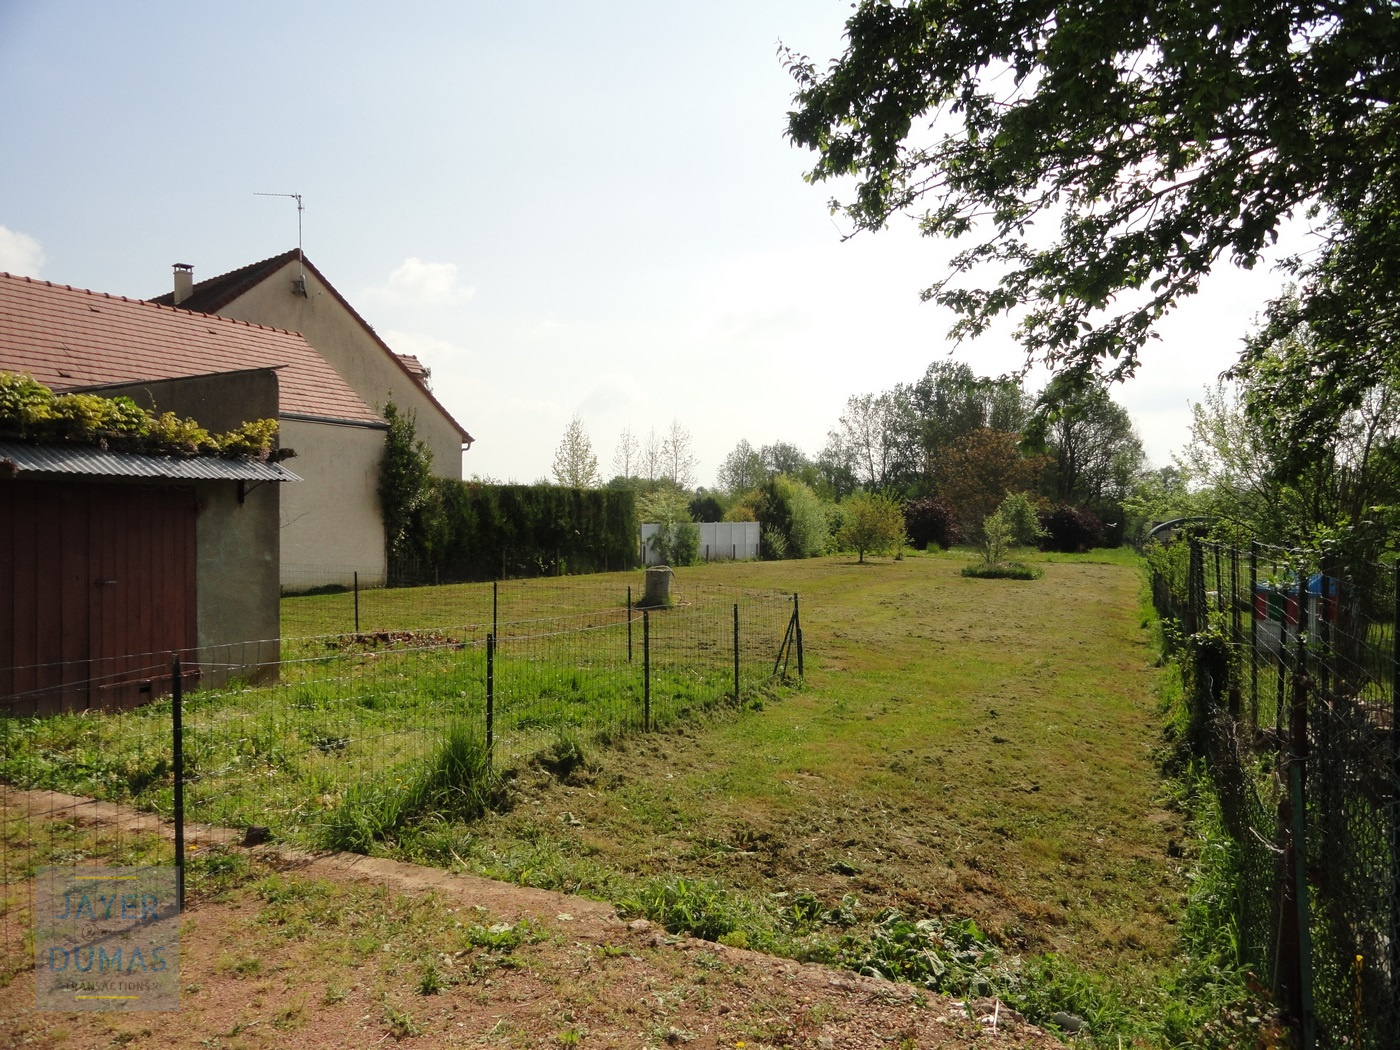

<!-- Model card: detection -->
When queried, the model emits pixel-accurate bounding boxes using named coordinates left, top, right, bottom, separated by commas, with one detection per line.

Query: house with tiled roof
left=0, top=271, right=398, bottom=583
left=149, top=249, right=472, bottom=482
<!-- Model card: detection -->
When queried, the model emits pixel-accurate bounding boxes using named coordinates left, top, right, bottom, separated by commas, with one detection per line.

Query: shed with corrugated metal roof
left=0, top=370, right=297, bottom=715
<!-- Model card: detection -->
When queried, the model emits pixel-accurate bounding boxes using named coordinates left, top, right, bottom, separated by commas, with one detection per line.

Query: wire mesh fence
left=2, top=577, right=800, bottom=970
left=278, top=564, right=748, bottom=640
left=1151, top=537, right=1400, bottom=1048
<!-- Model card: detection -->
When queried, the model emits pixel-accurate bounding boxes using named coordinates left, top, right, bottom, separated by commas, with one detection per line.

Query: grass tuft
left=317, top=723, right=498, bottom=853
left=618, top=876, right=764, bottom=943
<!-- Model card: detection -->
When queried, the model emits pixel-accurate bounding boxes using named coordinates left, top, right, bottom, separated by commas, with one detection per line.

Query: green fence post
left=628, top=586, right=633, bottom=663
left=1229, top=548, right=1241, bottom=716
left=1186, top=539, right=1202, bottom=637
left=643, top=611, right=651, bottom=732
left=1287, top=565, right=1316, bottom=1050
left=486, top=633, right=495, bottom=760
left=733, top=603, right=740, bottom=701
left=172, top=653, right=185, bottom=913
left=794, top=593, right=803, bottom=678
left=1390, top=563, right=1400, bottom=1008
left=1249, top=543, right=1258, bottom=727
left=354, top=571, right=359, bottom=634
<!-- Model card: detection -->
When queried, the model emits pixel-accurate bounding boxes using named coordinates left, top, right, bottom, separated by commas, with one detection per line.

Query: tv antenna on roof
left=254, top=191, right=307, bottom=296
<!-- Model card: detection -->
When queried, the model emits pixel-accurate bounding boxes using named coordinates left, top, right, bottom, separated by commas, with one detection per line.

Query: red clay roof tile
left=0, top=272, right=381, bottom=426
left=150, top=251, right=472, bottom=443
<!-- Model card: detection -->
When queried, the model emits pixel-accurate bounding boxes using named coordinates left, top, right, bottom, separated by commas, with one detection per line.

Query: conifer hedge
left=415, top=480, right=639, bottom=581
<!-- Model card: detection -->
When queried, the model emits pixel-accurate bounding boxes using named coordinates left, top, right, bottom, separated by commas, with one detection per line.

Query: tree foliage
left=784, top=1, right=1400, bottom=389
left=611, top=425, right=641, bottom=481
left=908, top=362, right=1027, bottom=470
left=379, top=402, right=435, bottom=565
left=1030, top=378, right=1144, bottom=509
left=661, top=419, right=698, bottom=488
left=831, top=391, right=915, bottom=491
left=717, top=438, right=766, bottom=494
left=755, top=475, right=829, bottom=559
left=931, top=427, right=1038, bottom=536
left=980, top=492, right=1044, bottom=566
left=903, top=495, right=960, bottom=550
left=1178, top=366, right=1400, bottom=560
left=552, top=413, right=600, bottom=488
left=838, top=491, right=907, bottom=562
left=639, top=487, right=700, bottom=566
left=1038, top=504, right=1104, bottom=553
left=761, top=440, right=813, bottom=480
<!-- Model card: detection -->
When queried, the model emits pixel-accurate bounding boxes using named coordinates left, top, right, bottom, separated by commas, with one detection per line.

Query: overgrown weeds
left=317, top=723, right=498, bottom=853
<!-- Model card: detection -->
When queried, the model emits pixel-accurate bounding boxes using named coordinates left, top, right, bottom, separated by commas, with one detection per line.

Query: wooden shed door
left=1, top=480, right=198, bottom=715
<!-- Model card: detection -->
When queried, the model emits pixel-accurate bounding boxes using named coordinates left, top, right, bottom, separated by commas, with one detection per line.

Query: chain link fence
left=1152, top=537, right=1399, bottom=1048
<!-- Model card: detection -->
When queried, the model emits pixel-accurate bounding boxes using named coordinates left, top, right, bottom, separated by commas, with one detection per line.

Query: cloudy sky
left=0, top=1, right=1301, bottom=486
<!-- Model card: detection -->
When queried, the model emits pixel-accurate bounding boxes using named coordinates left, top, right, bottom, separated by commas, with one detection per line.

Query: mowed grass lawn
left=443, top=549, right=1182, bottom=980
left=7, top=549, right=1184, bottom=1019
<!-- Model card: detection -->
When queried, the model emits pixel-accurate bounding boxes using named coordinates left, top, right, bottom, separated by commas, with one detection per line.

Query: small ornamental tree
left=639, top=487, right=700, bottom=566
left=980, top=493, right=1044, bottom=566
left=838, top=491, right=907, bottom=563
left=551, top=413, right=600, bottom=488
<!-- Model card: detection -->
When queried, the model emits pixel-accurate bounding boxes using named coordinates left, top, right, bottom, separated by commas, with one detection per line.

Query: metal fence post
left=486, top=633, right=495, bottom=759
left=1186, top=539, right=1203, bottom=637
left=171, top=654, right=185, bottom=913
left=643, top=610, right=651, bottom=731
left=1215, top=544, right=1226, bottom=615
left=733, top=603, right=740, bottom=700
left=1229, top=548, right=1241, bottom=716
left=492, top=580, right=498, bottom=645
left=1249, top=543, right=1258, bottom=727
left=627, top=586, right=633, bottom=663
left=1283, top=564, right=1316, bottom=1049
left=794, top=593, right=803, bottom=678
left=354, top=570, right=360, bottom=634
left=1390, top=563, right=1400, bottom=1007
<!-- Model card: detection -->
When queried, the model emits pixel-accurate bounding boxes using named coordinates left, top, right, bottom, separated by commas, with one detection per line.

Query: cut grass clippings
left=2, top=549, right=1261, bottom=1046
left=423, top=552, right=1245, bottom=1046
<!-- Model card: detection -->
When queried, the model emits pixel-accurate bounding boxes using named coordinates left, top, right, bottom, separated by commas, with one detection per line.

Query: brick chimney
left=172, top=263, right=194, bottom=305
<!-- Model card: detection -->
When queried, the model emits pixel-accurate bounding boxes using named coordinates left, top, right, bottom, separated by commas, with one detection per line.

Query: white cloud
left=369, top=257, right=474, bottom=307
left=0, top=226, right=44, bottom=276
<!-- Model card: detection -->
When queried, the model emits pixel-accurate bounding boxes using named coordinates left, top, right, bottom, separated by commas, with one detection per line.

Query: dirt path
left=2, top=790, right=1061, bottom=1049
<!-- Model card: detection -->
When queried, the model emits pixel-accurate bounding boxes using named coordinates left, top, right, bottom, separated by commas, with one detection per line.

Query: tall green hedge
left=417, top=480, right=639, bottom=580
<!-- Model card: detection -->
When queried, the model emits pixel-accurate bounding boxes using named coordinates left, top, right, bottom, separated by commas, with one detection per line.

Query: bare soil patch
left=1, top=792, right=1060, bottom=1049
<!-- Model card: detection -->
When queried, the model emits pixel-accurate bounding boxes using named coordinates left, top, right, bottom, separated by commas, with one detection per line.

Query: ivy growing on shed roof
left=0, top=370, right=284, bottom=461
